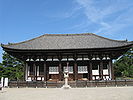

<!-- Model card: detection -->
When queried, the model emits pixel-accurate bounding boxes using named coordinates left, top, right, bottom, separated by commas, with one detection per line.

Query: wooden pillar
left=58, top=55, right=63, bottom=81
left=32, top=63, right=34, bottom=80
left=35, top=62, right=38, bottom=81
left=73, top=54, right=78, bottom=81
left=99, top=60, right=103, bottom=80
left=43, top=56, right=47, bottom=81
left=33, top=61, right=37, bottom=80
left=28, top=64, right=30, bottom=76
left=46, top=63, right=49, bottom=81
left=25, top=62, right=28, bottom=81
left=107, top=61, right=110, bottom=79
left=37, top=66, right=39, bottom=77
left=59, top=61, right=62, bottom=81
left=109, top=59, right=114, bottom=80
left=43, top=60, right=47, bottom=81
left=89, top=60, right=92, bottom=80
left=37, top=56, right=41, bottom=78
left=87, top=62, right=89, bottom=80
left=74, top=61, right=78, bottom=80
left=24, top=62, right=26, bottom=81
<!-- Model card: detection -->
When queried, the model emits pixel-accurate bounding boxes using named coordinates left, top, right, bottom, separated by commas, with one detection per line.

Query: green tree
left=114, top=47, right=133, bottom=78
left=0, top=63, right=4, bottom=78
left=1, top=52, right=24, bottom=81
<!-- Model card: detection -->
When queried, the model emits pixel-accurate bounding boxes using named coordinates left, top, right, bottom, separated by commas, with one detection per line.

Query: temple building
left=1, top=33, right=133, bottom=81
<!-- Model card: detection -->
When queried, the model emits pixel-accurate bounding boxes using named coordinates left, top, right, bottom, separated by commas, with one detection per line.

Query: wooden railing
left=8, top=80, right=133, bottom=88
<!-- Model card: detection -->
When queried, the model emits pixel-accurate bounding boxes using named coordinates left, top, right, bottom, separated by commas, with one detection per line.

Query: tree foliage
left=0, top=52, right=24, bottom=81
left=114, top=47, right=133, bottom=78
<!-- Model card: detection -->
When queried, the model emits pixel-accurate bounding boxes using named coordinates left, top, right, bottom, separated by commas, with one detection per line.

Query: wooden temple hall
left=1, top=33, right=133, bottom=81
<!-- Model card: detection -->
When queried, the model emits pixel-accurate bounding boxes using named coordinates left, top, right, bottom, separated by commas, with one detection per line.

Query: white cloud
left=74, top=0, right=133, bottom=36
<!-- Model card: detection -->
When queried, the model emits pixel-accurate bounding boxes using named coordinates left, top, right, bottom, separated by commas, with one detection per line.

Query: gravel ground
left=0, top=87, right=133, bottom=100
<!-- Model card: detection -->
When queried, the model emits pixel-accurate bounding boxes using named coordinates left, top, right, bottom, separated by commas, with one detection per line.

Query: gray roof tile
left=2, top=33, right=133, bottom=50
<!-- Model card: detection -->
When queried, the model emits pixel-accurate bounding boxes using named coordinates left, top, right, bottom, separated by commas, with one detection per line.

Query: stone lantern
left=62, top=62, right=71, bottom=89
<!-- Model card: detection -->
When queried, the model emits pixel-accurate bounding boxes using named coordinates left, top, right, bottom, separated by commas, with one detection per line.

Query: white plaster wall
left=103, top=69, right=108, bottom=75
left=92, top=70, right=99, bottom=75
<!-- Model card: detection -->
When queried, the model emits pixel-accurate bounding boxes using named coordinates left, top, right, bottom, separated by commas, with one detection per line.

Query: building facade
left=1, top=33, right=133, bottom=81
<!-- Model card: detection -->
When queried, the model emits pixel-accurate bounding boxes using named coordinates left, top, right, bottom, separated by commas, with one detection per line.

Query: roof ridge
left=44, top=33, right=92, bottom=36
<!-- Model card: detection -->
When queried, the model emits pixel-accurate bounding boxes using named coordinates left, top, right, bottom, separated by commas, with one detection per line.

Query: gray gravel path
left=0, top=87, right=133, bottom=100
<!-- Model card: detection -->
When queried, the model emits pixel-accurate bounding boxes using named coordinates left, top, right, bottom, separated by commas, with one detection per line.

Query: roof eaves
left=92, top=33, right=128, bottom=43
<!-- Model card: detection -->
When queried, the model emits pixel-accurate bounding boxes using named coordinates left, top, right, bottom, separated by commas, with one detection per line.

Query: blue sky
left=0, top=0, right=133, bottom=62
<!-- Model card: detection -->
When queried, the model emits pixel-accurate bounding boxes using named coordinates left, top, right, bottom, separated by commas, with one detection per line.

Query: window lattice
left=78, top=66, right=87, bottom=72
left=63, top=66, right=73, bottom=72
left=49, top=67, right=58, bottom=72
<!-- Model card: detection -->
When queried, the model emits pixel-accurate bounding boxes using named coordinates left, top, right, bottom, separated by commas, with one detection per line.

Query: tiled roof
left=1, top=33, right=133, bottom=50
